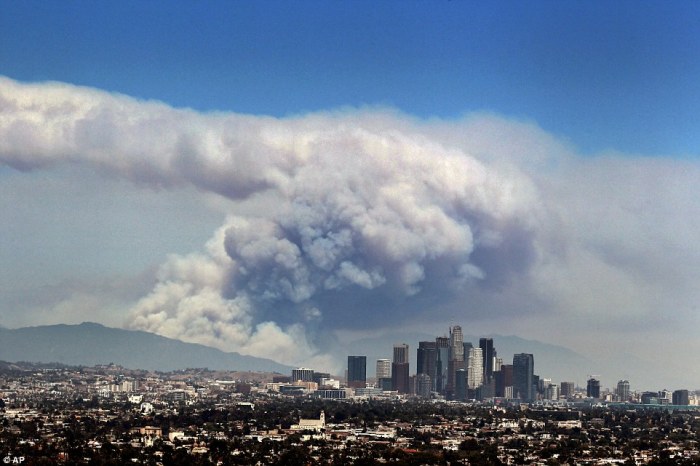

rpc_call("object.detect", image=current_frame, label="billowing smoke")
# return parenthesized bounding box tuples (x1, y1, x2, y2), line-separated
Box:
(0, 77, 545, 366)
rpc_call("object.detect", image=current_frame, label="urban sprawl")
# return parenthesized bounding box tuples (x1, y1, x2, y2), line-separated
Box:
(1, 326, 699, 465)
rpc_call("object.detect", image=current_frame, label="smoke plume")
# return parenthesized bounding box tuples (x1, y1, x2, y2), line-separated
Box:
(0, 77, 544, 365)
(7, 77, 698, 378)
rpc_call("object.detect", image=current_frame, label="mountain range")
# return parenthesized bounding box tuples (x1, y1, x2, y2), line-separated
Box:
(0, 322, 290, 373)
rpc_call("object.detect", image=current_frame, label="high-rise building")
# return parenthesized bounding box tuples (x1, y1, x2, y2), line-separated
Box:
(587, 378, 601, 399)
(392, 362, 410, 394)
(466, 347, 483, 389)
(292, 368, 314, 382)
(376, 359, 391, 391)
(415, 373, 432, 398)
(347, 356, 367, 389)
(392, 343, 410, 394)
(417, 341, 436, 386)
(455, 369, 467, 401)
(495, 364, 513, 398)
(672, 389, 690, 406)
(616, 380, 630, 402)
(545, 384, 559, 400)
(435, 336, 449, 394)
(376, 359, 391, 379)
(479, 338, 495, 381)
(494, 357, 503, 372)
(393, 343, 409, 364)
(513, 353, 534, 401)
(447, 326, 465, 398)
(560, 382, 575, 399)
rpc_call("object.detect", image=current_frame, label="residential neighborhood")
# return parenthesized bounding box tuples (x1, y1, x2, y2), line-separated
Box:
(1, 362, 698, 465)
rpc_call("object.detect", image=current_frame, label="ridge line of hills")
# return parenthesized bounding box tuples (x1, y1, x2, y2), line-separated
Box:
(0, 322, 290, 374)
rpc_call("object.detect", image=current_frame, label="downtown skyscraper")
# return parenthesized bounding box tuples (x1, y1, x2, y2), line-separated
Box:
(392, 343, 410, 394)
(513, 353, 535, 402)
(347, 356, 367, 389)
(434, 336, 449, 394)
(417, 341, 436, 393)
(479, 337, 495, 381)
(447, 326, 465, 398)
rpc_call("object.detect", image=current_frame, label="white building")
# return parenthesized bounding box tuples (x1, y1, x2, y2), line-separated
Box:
(376, 359, 391, 379)
(467, 347, 483, 389)
(291, 411, 326, 431)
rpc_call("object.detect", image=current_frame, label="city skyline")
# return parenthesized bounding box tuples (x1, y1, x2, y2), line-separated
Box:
(1, 2, 700, 390)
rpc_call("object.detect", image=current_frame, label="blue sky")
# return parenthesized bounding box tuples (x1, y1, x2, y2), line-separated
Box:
(2, 2, 700, 388)
(2, 1, 699, 155)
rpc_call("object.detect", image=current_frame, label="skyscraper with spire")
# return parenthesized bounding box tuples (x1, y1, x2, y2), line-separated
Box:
(447, 326, 465, 398)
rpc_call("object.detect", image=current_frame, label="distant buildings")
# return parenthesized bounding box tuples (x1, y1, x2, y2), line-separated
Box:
(392, 343, 410, 394)
(333, 326, 700, 407)
(560, 381, 575, 398)
(292, 368, 314, 382)
(617, 380, 630, 402)
(375, 359, 391, 379)
(447, 326, 464, 398)
(376, 358, 392, 391)
(417, 341, 436, 391)
(435, 336, 449, 394)
(513, 353, 535, 401)
(495, 364, 513, 398)
(587, 377, 601, 399)
(479, 338, 495, 381)
(673, 389, 690, 406)
(466, 347, 483, 390)
(346, 356, 366, 389)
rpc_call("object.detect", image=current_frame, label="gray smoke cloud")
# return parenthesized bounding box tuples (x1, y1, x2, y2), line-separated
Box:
(4, 77, 700, 381)
(0, 77, 543, 365)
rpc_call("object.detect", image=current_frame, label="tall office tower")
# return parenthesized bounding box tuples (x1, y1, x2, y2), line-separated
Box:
(495, 364, 513, 398)
(347, 356, 367, 389)
(415, 373, 432, 398)
(672, 389, 690, 406)
(494, 357, 503, 372)
(587, 378, 601, 398)
(479, 338, 495, 381)
(450, 326, 464, 360)
(292, 368, 315, 382)
(392, 362, 410, 393)
(435, 336, 449, 394)
(417, 341, 436, 385)
(455, 369, 467, 400)
(376, 359, 392, 390)
(376, 359, 391, 378)
(466, 347, 484, 389)
(560, 382, 575, 399)
(447, 326, 465, 397)
(392, 343, 410, 394)
(393, 343, 409, 364)
(545, 384, 559, 400)
(616, 380, 630, 402)
(513, 353, 534, 401)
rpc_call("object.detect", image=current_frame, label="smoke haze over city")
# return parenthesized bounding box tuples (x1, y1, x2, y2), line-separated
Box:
(1, 2, 699, 389)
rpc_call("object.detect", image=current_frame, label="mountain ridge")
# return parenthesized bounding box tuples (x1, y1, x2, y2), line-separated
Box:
(0, 322, 291, 373)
